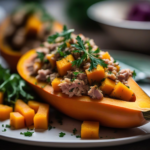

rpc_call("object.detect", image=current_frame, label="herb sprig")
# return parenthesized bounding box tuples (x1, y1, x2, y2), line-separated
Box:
(47, 25, 74, 43)
(0, 65, 35, 106)
(71, 36, 107, 71)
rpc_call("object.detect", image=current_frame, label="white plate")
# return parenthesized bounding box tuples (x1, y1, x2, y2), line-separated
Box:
(0, 50, 150, 147)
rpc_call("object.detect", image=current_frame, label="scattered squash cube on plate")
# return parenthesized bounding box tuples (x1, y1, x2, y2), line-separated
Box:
(81, 121, 100, 139)
(10, 112, 25, 129)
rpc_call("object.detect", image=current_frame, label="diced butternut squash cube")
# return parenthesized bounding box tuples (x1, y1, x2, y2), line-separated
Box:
(110, 82, 135, 101)
(52, 78, 62, 92)
(34, 103, 49, 129)
(100, 78, 116, 95)
(0, 104, 13, 121)
(81, 121, 99, 139)
(0, 92, 4, 104)
(15, 100, 35, 127)
(10, 112, 25, 129)
(66, 42, 70, 47)
(33, 62, 42, 71)
(85, 64, 105, 85)
(26, 16, 42, 36)
(28, 101, 40, 113)
(46, 54, 56, 69)
(101, 52, 111, 60)
(116, 65, 120, 72)
(56, 54, 74, 76)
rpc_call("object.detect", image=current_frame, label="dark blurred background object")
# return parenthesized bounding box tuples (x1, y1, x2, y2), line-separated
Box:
(127, 2, 150, 21)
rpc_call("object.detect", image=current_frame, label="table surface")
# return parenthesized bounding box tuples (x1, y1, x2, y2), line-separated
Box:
(0, 0, 150, 149)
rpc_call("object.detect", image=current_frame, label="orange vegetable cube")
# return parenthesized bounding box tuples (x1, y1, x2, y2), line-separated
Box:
(101, 52, 111, 60)
(33, 62, 42, 71)
(52, 78, 62, 92)
(0, 92, 4, 104)
(110, 82, 135, 101)
(34, 103, 50, 129)
(46, 54, 56, 69)
(28, 101, 40, 113)
(66, 42, 70, 47)
(56, 54, 74, 76)
(15, 100, 35, 127)
(26, 16, 42, 36)
(81, 121, 99, 139)
(116, 65, 120, 72)
(85, 65, 105, 85)
(10, 112, 25, 129)
(0, 104, 13, 121)
(100, 78, 116, 95)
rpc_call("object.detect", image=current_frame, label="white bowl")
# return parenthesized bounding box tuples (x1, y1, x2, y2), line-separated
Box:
(87, 1, 150, 51)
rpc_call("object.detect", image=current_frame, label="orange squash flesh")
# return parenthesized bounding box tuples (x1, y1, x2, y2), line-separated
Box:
(81, 121, 100, 139)
(0, 18, 63, 71)
(10, 112, 25, 129)
(15, 99, 35, 127)
(0, 104, 13, 121)
(17, 50, 150, 128)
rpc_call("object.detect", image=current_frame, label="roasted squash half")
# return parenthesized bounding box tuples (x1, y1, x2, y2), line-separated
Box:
(0, 18, 62, 71)
(17, 50, 150, 128)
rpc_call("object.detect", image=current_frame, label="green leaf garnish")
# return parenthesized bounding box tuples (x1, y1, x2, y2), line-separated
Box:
(59, 132, 66, 137)
(71, 36, 107, 71)
(46, 77, 51, 83)
(73, 128, 77, 135)
(0, 65, 35, 106)
(36, 52, 45, 62)
(2, 129, 6, 132)
(132, 70, 136, 78)
(76, 135, 81, 138)
(47, 25, 74, 43)
(5, 124, 11, 128)
(20, 131, 34, 137)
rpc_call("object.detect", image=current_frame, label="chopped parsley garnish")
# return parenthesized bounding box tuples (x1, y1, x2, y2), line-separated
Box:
(0, 65, 35, 106)
(127, 86, 130, 89)
(2, 124, 4, 127)
(71, 36, 107, 71)
(2, 129, 6, 132)
(20, 131, 34, 137)
(73, 128, 77, 135)
(73, 71, 83, 76)
(44, 59, 49, 63)
(76, 135, 81, 138)
(40, 44, 44, 47)
(46, 77, 51, 83)
(108, 71, 112, 74)
(47, 25, 74, 43)
(48, 125, 52, 130)
(41, 85, 47, 88)
(132, 70, 136, 78)
(113, 60, 117, 63)
(37, 52, 45, 62)
(59, 132, 66, 137)
(5, 124, 11, 128)
(101, 78, 105, 82)
(35, 82, 37, 85)
(71, 78, 76, 82)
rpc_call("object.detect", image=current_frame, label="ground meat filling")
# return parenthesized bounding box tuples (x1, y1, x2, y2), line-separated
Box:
(59, 78, 89, 97)
(28, 32, 134, 100)
(88, 85, 103, 99)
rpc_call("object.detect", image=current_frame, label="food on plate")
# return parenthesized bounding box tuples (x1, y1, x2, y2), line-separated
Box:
(17, 26, 150, 128)
(10, 112, 25, 129)
(0, 104, 13, 121)
(0, 3, 62, 71)
(81, 121, 99, 139)
(15, 99, 35, 127)
(28, 100, 50, 129)
(127, 3, 150, 21)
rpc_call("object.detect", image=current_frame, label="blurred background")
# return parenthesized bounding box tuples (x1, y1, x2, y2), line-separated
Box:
(0, 0, 149, 53)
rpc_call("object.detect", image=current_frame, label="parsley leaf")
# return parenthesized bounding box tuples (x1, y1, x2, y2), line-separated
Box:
(36, 52, 45, 62)
(47, 25, 74, 43)
(59, 132, 66, 137)
(132, 70, 136, 78)
(2, 129, 6, 132)
(71, 36, 107, 71)
(73, 128, 77, 135)
(20, 131, 34, 137)
(46, 76, 51, 83)
(5, 124, 11, 128)
(76, 135, 81, 138)
(0, 65, 35, 106)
